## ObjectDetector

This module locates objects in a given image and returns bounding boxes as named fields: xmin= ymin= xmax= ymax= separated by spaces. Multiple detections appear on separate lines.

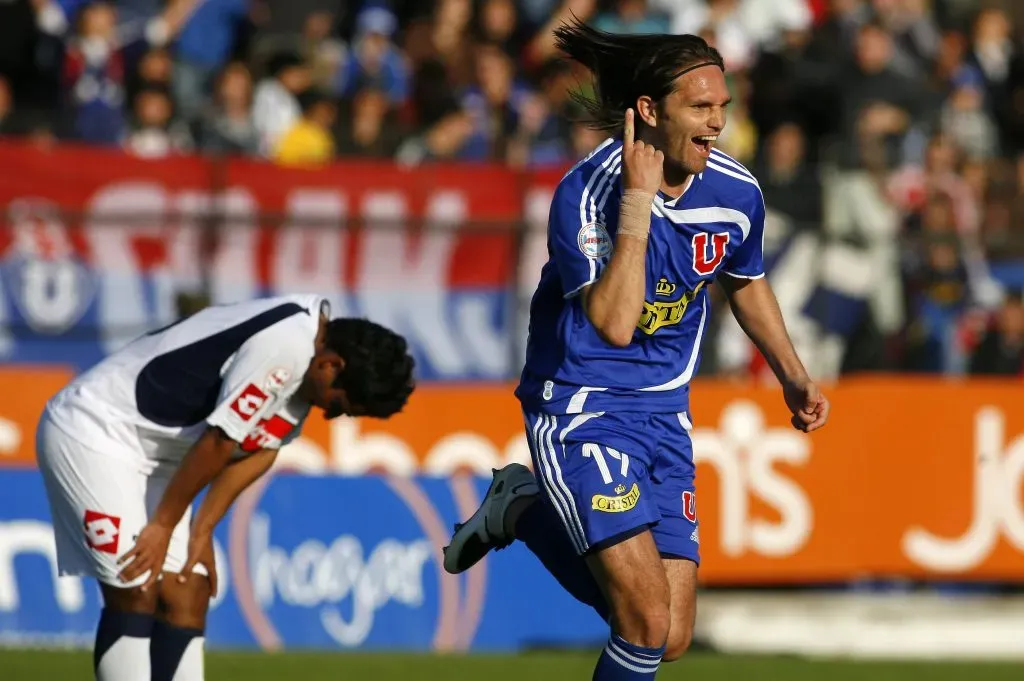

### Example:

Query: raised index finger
xmin=623 ymin=108 xmax=634 ymax=149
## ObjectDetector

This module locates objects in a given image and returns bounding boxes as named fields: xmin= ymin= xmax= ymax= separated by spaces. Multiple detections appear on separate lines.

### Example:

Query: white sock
xmin=151 ymin=619 xmax=205 ymax=681
xmin=94 ymin=609 xmax=153 ymax=681
xmin=172 ymin=636 xmax=205 ymax=681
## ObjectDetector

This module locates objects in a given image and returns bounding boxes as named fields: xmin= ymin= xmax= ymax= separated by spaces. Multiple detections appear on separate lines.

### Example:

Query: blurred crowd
xmin=0 ymin=0 xmax=1022 ymax=378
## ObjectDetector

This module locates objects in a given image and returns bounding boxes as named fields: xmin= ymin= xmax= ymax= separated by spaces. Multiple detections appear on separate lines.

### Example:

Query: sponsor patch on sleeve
xmin=230 ymin=384 xmax=269 ymax=421
xmin=577 ymin=222 xmax=613 ymax=259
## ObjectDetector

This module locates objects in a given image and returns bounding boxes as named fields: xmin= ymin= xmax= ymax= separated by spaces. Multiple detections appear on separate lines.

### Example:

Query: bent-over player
xmin=37 ymin=294 xmax=415 ymax=681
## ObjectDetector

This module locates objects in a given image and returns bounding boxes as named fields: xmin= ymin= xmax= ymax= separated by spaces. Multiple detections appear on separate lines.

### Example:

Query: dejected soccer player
xmin=36 ymin=294 xmax=414 ymax=681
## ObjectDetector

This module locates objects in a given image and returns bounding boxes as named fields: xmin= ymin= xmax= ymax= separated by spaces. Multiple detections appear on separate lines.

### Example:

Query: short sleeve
xmin=205 ymin=331 xmax=307 ymax=445
xmin=722 ymin=189 xmax=766 ymax=279
xmin=549 ymin=177 xmax=618 ymax=298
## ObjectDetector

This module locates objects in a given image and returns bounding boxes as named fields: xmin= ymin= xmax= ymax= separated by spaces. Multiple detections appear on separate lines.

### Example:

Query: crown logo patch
xmin=656 ymin=278 xmax=677 ymax=297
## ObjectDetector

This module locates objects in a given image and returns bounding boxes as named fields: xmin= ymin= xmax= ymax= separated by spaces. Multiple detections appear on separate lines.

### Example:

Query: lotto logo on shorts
xmin=591 ymin=483 xmax=641 ymax=513
xmin=231 ymin=384 xmax=268 ymax=421
xmin=83 ymin=510 xmax=121 ymax=554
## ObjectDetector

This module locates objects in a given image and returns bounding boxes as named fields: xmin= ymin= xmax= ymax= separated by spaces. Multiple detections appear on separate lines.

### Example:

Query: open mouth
xmin=691 ymin=135 xmax=717 ymax=158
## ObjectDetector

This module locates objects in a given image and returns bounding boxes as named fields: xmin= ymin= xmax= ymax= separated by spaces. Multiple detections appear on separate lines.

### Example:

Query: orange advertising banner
xmin=3 ymin=368 xmax=1023 ymax=584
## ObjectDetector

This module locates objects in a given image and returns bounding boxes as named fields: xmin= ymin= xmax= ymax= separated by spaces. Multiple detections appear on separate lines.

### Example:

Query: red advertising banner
xmin=0 ymin=142 xmax=560 ymax=379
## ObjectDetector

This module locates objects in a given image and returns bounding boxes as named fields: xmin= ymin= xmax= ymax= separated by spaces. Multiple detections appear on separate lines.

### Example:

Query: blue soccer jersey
xmin=516 ymin=138 xmax=766 ymax=419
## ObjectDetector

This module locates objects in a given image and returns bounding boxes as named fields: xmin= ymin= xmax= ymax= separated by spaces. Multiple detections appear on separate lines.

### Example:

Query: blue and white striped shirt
xmin=516 ymin=138 xmax=766 ymax=419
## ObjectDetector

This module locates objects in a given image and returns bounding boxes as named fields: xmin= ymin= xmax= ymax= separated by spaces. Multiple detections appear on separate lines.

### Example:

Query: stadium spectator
xmin=272 ymin=88 xmax=336 ymax=166
xmin=171 ymin=0 xmax=252 ymax=125
xmin=135 ymin=47 xmax=173 ymax=92
xmin=422 ymin=0 xmax=477 ymax=90
xmin=460 ymin=42 xmax=533 ymax=162
xmin=301 ymin=12 xmax=346 ymax=92
xmin=967 ymin=7 xmax=1016 ymax=138
xmin=124 ymin=84 xmax=193 ymax=158
xmin=969 ymin=290 xmax=1024 ymax=376
xmin=62 ymin=2 xmax=127 ymax=145
xmin=199 ymin=61 xmax=260 ymax=155
xmin=505 ymin=57 xmax=576 ymax=167
xmin=252 ymin=51 xmax=310 ymax=156
xmin=336 ymin=4 xmax=408 ymax=106
xmin=901 ymin=193 xmax=972 ymax=373
xmin=477 ymin=0 xmax=524 ymax=56
xmin=870 ymin=0 xmax=941 ymax=78
xmin=756 ymin=121 xmax=823 ymax=233
xmin=336 ymin=86 xmax=401 ymax=158
xmin=940 ymin=67 xmax=999 ymax=160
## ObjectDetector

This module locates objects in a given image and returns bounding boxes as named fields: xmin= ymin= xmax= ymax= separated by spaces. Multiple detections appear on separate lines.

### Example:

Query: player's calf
xmin=151 ymin=571 xmax=211 ymax=681
xmin=95 ymin=584 xmax=159 ymax=681
xmin=661 ymin=558 xmax=698 ymax=662
xmin=588 ymin=531 xmax=670 ymax=679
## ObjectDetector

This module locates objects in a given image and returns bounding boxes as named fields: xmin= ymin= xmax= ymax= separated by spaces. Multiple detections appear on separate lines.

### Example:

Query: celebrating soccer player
xmin=36 ymin=295 xmax=415 ymax=681
xmin=444 ymin=20 xmax=830 ymax=680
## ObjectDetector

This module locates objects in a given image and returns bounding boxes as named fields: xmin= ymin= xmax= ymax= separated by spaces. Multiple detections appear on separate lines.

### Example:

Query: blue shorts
xmin=522 ymin=409 xmax=700 ymax=564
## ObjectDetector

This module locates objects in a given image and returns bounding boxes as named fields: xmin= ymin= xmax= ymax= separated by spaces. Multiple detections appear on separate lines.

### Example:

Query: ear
xmin=323 ymin=350 xmax=344 ymax=373
xmin=636 ymin=95 xmax=657 ymax=128
xmin=312 ymin=348 xmax=343 ymax=370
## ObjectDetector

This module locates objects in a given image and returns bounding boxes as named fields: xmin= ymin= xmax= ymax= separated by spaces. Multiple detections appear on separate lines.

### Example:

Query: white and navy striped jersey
xmin=44 ymin=294 xmax=327 ymax=475
xmin=516 ymin=138 xmax=765 ymax=420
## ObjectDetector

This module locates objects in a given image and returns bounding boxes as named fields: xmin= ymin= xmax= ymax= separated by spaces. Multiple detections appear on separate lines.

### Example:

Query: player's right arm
xmin=566 ymin=109 xmax=663 ymax=347
xmin=190 ymin=447 xmax=277 ymax=539
xmin=175 ymin=447 xmax=279 ymax=592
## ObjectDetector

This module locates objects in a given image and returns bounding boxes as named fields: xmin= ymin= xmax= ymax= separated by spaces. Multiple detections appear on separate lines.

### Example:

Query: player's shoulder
xmin=207 ymin=295 xmax=322 ymax=374
xmin=699 ymin=148 xmax=764 ymax=213
xmin=244 ymin=295 xmax=322 ymax=343
xmin=555 ymin=137 xmax=624 ymax=204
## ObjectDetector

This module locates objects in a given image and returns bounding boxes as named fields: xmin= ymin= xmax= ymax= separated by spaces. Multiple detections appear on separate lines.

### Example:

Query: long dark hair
xmin=554 ymin=18 xmax=724 ymax=133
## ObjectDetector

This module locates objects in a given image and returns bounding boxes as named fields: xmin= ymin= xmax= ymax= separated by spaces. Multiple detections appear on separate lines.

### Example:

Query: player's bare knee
xmin=663 ymin=622 xmax=694 ymax=662
xmin=613 ymin=601 xmax=671 ymax=649
xmin=157 ymin=572 xmax=211 ymax=629
xmin=613 ymin=571 xmax=670 ymax=647
xmin=606 ymin=581 xmax=671 ymax=647
xmin=592 ymin=532 xmax=671 ymax=647
xmin=100 ymin=582 xmax=158 ymax=614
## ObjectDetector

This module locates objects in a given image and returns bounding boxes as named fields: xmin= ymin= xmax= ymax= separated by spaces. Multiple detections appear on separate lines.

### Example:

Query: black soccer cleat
xmin=441 ymin=463 xmax=538 ymax=574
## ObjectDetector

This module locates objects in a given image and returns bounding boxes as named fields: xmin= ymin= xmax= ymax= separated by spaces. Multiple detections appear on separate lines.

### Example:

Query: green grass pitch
xmin=1 ymin=649 xmax=1022 ymax=680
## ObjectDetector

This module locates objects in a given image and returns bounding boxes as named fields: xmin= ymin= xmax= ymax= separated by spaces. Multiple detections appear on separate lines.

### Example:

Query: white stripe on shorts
xmin=544 ymin=415 xmax=589 ymax=553
xmin=528 ymin=414 xmax=587 ymax=553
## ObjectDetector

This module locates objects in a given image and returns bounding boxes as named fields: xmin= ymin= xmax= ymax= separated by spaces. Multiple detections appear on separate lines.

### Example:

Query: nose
xmin=708 ymin=106 xmax=726 ymax=132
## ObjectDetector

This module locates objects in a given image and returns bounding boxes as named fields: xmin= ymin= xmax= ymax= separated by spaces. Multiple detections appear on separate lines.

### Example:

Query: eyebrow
xmin=691 ymin=96 xmax=733 ymax=106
